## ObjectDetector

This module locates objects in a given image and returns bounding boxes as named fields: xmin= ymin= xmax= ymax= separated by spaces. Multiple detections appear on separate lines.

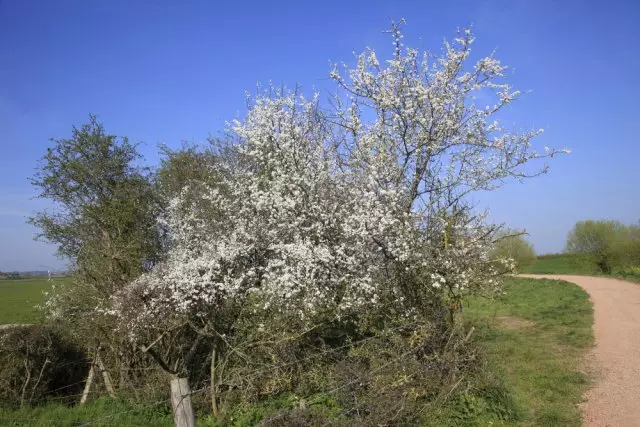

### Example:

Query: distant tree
xmin=565 ymin=220 xmax=626 ymax=274
xmin=491 ymin=231 xmax=536 ymax=272
xmin=7 ymin=272 xmax=22 ymax=280
xmin=610 ymin=223 xmax=640 ymax=271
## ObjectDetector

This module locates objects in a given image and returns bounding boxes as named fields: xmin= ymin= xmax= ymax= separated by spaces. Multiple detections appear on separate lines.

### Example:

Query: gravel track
xmin=521 ymin=274 xmax=640 ymax=427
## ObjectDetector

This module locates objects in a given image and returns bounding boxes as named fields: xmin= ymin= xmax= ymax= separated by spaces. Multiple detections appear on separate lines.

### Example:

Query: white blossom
xmin=110 ymin=23 xmax=563 ymax=339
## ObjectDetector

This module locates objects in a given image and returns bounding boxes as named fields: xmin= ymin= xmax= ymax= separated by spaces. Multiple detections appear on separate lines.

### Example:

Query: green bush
xmin=611 ymin=225 xmax=640 ymax=271
xmin=566 ymin=220 xmax=640 ymax=275
xmin=491 ymin=231 xmax=536 ymax=272
xmin=565 ymin=220 xmax=626 ymax=274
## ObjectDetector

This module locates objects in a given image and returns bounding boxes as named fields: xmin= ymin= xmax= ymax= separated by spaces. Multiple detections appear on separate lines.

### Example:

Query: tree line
xmin=565 ymin=220 xmax=640 ymax=275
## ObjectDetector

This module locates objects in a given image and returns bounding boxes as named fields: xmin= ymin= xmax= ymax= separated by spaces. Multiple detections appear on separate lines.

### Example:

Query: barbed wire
xmin=231 ymin=319 xmax=427 ymax=384
xmin=1 ymin=314 xmax=470 ymax=425
xmin=260 ymin=344 xmax=419 ymax=426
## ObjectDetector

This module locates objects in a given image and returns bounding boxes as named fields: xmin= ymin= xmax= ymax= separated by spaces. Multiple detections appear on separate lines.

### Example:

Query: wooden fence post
xmin=79 ymin=361 xmax=95 ymax=405
xmin=170 ymin=377 xmax=195 ymax=427
xmin=95 ymin=353 xmax=116 ymax=398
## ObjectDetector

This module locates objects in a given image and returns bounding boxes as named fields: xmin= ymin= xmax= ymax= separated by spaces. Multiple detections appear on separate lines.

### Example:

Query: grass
xmin=460 ymin=277 xmax=594 ymax=426
xmin=0 ymin=398 xmax=174 ymax=427
xmin=519 ymin=253 xmax=597 ymax=275
xmin=610 ymin=266 xmax=640 ymax=283
xmin=520 ymin=253 xmax=640 ymax=282
xmin=0 ymin=277 xmax=69 ymax=324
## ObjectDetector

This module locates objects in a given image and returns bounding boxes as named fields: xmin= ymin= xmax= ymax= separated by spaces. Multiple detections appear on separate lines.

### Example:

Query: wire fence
xmin=1 ymin=315 xmax=473 ymax=426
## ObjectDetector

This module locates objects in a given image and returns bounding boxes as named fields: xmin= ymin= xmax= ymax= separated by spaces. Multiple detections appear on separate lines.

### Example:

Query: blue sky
xmin=1 ymin=0 xmax=638 ymax=271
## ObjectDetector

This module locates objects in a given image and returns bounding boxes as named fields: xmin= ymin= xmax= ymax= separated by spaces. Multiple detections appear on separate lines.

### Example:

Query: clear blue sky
xmin=1 ymin=0 xmax=639 ymax=271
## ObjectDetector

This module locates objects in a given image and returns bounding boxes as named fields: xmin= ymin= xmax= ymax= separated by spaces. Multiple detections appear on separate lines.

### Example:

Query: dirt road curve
xmin=521 ymin=275 xmax=640 ymax=427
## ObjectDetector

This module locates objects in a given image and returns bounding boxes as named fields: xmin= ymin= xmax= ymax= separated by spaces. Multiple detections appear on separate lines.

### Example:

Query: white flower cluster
xmin=112 ymin=24 xmax=559 ymax=335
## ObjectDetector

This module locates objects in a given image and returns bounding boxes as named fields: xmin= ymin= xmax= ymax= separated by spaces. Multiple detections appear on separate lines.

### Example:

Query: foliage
xmin=564 ymin=220 xmax=640 ymax=276
xmin=611 ymin=223 xmax=640 ymax=274
xmin=490 ymin=231 xmax=536 ymax=272
xmin=157 ymin=143 xmax=229 ymax=200
xmin=29 ymin=115 xmax=159 ymax=270
xmin=0 ymin=325 xmax=87 ymax=408
xmin=565 ymin=220 xmax=626 ymax=273
xmin=29 ymin=115 xmax=160 ymax=329
xmin=27 ymin=116 xmax=168 ymax=413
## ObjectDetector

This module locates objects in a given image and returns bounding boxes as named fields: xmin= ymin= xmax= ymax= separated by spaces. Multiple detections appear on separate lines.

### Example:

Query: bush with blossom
xmin=111 ymin=23 xmax=566 ymax=373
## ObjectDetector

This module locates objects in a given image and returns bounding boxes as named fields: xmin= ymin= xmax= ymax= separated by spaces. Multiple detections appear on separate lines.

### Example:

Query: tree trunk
xmin=19 ymin=359 xmax=31 ymax=408
xmin=210 ymin=347 xmax=218 ymax=417
xmin=29 ymin=357 xmax=51 ymax=404
xmin=170 ymin=377 xmax=195 ymax=427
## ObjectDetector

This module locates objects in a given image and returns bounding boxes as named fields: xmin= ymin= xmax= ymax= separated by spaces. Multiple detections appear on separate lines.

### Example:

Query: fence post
xmin=79 ymin=361 xmax=95 ymax=405
xmin=96 ymin=353 xmax=116 ymax=398
xmin=170 ymin=377 xmax=195 ymax=427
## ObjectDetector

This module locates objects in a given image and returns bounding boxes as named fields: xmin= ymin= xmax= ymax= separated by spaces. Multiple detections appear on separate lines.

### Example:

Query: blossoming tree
xmin=110 ymin=22 xmax=566 ymax=420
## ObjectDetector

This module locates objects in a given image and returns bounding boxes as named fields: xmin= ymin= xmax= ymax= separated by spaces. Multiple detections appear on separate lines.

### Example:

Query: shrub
xmin=491 ymin=231 xmax=536 ymax=272
xmin=0 ymin=325 xmax=87 ymax=408
xmin=566 ymin=220 xmax=626 ymax=273
xmin=611 ymin=224 xmax=640 ymax=270
xmin=566 ymin=220 xmax=640 ymax=274
xmin=215 ymin=317 xmax=482 ymax=426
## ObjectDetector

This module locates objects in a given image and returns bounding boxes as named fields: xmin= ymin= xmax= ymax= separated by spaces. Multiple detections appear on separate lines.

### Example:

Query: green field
xmin=521 ymin=253 xmax=640 ymax=282
xmin=0 ymin=276 xmax=594 ymax=426
xmin=0 ymin=277 xmax=69 ymax=324
xmin=520 ymin=253 xmax=596 ymax=275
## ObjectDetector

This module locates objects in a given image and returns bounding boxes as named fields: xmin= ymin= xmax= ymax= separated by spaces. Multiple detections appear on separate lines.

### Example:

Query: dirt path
xmin=520 ymin=275 xmax=640 ymax=427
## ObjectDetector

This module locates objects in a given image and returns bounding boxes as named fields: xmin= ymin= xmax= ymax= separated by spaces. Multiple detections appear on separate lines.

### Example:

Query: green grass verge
xmin=460 ymin=277 xmax=594 ymax=426
xmin=610 ymin=267 xmax=640 ymax=283
xmin=0 ymin=278 xmax=70 ymax=324
xmin=0 ymin=398 xmax=174 ymax=427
